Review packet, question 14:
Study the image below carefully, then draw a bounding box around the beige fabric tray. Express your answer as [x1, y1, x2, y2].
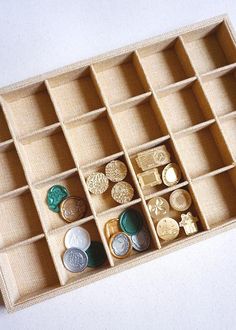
[0, 14, 236, 312]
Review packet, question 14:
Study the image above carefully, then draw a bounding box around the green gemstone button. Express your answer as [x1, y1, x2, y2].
[119, 208, 143, 235]
[47, 185, 69, 213]
[86, 241, 107, 268]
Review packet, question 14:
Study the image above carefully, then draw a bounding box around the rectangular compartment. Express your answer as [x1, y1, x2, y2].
[97, 201, 157, 266]
[202, 69, 236, 116]
[130, 139, 187, 197]
[65, 112, 121, 166]
[0, 142, 27, 195]
[0, 190, 43, 249]
[18, 127, 75, 183]
[182, 22, 236, 74]
[157, 80, 214, 132]
[139, 37, 195, 89]
[48, 67, 104, 122]
[0, 239, 59, 304]
[111, 95, 168, 149]
[48, 220, 110, 285]
[35, 171, 92, 232]
[2, 82, 59, 137]
[192, 168, 236, 227]
[82, 155, 139, 214]
[174, 123, 232, 179]
[94, 53, 146, 104]
[0, 106, 11, 143]
[220, 116, 236, 160]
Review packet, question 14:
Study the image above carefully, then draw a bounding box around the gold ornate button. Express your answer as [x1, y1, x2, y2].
[169, 189, 192, 211]
[162, 163, 181, 187]
[86, 172, 109, 195]
[156, 217, 179, 241]
[136, 145, 170, 171]
[179, 212, 199, 236]
[60, 197, 87, 223]
[104, 218, 120, 240]
[148, 196, 170, 220]
[137, 168, 162, 190]
[105, 160, 127, 182]
[111, 181, 134, 204]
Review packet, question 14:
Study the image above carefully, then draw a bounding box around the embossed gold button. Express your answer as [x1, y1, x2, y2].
[105, 160, 127, 182]
[148, 196, 170, 220]
[86, 172, 109, 195]
[137, 168, 162, 190]
[162, 163, 181, 187]
[156, 217, 179, 241]
[169, 189, 192, 211]
[111, 181, 134, 204]
[104, 218, 120, 240]
[136, 145, 170, 171]
[179, 212, 199, 236]
[60, 196, 87, 223]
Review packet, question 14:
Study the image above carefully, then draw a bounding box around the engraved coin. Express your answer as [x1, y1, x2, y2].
[86, 172, 109, 195]
[86, 241, 107, 268]
[104, 218, 120, 240]
[60, 196, 87, 222]
[162, 163, 181, 187]
[119, 208, 143, 235]
[109, 232, 132, 259]
[64, 226, 91, 251]
[169, 189, 192, 212]
[47, 185, 69, 213]
[63, 248, 88, 272]
[131, 227, 151, 252]
[111, 181, 134, 204]
[156, 217, 180, 241]
[148, 196, 170, 220]
[105, 160, 128, 182]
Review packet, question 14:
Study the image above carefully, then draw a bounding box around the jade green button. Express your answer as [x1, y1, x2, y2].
[86, 241, 107, 268]
[47, 185, 69, 213]
[119, 208, 143, 235]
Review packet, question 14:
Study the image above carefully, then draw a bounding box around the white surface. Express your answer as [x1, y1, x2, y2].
[0, 1, 236, 329]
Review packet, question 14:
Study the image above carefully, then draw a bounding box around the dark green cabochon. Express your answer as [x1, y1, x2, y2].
[47, 185, 69, 213]
[119, 208, 143, 235]
[86, 241, 107, 268]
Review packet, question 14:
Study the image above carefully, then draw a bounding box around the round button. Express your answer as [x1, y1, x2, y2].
[119, 208, 143, 235]
[169, 189, 192, 211]
[105, 160, 127, 182]
[86, 241, 107, 267]
[148, 196, 170, 220]
[156, 217, 179, 241]
[60, 196, 87, 222]
[64, 226, 91, 251]
[109, 232, 132, 259]
[86, 172, 109, 195]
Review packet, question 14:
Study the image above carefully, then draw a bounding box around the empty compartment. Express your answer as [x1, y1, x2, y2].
[19, 127, 75, 183]
[35, 171, 92, 232]
[175, 124, 231, 179]
[139, 37, 194, 89]
[202, 70, 236, 116]
[0, 239, 59, 304]
[130, 139, 187, 197]
[0, 143, 27, 195]
[82, 155, 139, 214]
[192, 168, 236, 227]
[183, 22, 236, 74]
[98, 201, 157, 266]
[2, 82, 59, 137]
[158, 81, 214, 132]
[94, 53, 146, 104]
[48, 220, 109, 285]
[0, 107, 11, 143]
[112, 95, 168, 149]
[220, 117, 236, 160]
[65, 112, 121, 166]
[48, 67, 104, 121]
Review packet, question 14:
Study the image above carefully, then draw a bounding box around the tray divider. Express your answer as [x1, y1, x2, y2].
[91, 65, 162, 249]
[45, 79, 115, 268]
[133, 54, 211, 231]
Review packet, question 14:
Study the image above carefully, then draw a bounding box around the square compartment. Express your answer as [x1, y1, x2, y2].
[202, 71, 236, 116]
[175, 124, 228, 179]
[130, 140, 186, 197]
[19, 128, 75, 183]
[0, 143, 27, 195]
[0, 239, 59, 304]
[82, 155, 139, 214]
[0, 107, 11, 143]
[112, 96, 167, 149]
[183, 22, 236, 74]
[3, 83, 59, 137]
[94, 54, 146, 104]
[220, 117, 236, 160]
[192, 169, 236, 227]
[35, 171, 92, 232]
[48, 220, 110, 285]
[48, 68, 103, 121]
[0, 190, 43, 249]
[139, 38, 194, 89]
[158, 81, 213, 132]
[97, 202, 156, 266]
[65, 113, 121, 166]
